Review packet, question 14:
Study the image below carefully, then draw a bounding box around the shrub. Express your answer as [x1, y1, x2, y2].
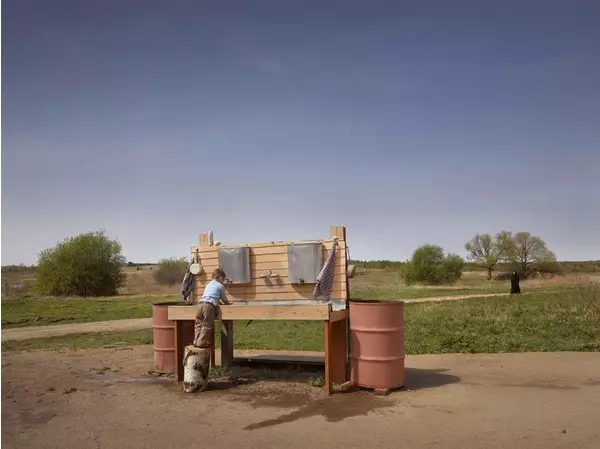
[154, 258, 188, 286]
[36, 231, 126, 297]
[402, 244, 465, 285]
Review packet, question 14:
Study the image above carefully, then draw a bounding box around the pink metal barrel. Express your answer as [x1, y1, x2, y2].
[349, 300, 405, 390]
[152, 302, 194, 374]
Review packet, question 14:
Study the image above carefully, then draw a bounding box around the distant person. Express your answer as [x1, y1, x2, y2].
[510, 271, 521, 294]
[193, 268, 231, 348]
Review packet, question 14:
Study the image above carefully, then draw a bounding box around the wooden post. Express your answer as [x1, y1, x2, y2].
[324, 320, 333, 395]
[199, 233, 210, 246]
[175, 320, 185, 382]
[330, 318, 347, 385]
[210, 326, 216, 369]
[329, 226, 346, 241]
[221, 320, 234, 367]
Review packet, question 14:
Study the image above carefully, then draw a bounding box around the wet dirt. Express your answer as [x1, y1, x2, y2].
[2, 347, 600, 449]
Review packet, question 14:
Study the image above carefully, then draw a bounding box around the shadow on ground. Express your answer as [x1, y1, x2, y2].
[238, 367, 460, 431]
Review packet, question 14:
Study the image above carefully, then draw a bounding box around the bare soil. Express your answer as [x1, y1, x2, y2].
[2, 347, 599, 449]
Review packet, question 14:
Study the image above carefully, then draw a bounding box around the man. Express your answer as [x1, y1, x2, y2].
[510, 271, 521, 294]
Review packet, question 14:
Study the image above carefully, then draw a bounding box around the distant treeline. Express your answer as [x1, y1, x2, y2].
[347, 260, 600, 274]
[3, 260, 599, 274]
[1, 261, 156, 274]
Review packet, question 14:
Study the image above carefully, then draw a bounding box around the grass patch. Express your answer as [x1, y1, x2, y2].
[1, 329, 154, 352]
[4, 291, 599, 354]
[1, 295, 178, 328]
[405, 290, 600, 353]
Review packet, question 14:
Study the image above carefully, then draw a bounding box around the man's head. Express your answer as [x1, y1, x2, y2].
[212, 268, 227, 284]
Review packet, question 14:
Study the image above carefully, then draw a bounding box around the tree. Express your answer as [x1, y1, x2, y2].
[36, 231, 126, 296]
[402, 244, 465, 285]
[154, 258, 188, 286]
[465, 231, 511, 280]
[504, 232, 556, 277]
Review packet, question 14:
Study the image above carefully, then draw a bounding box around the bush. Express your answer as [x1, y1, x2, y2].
[402, 244, 465, 285]
[154, 258, 188, 286]
[36, 231, 126, 297]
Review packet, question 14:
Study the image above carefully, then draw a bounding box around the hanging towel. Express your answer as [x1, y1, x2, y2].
[313, 241, 338, 300]
[181, 264, 194, 303]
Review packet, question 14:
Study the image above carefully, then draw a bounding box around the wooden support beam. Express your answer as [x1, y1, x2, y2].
[220, 321, 234, 367]
[169, 304, 331, 321]
[329, 226, 346, 241]
[329, 309, 348, 322]
[175, 321, 184, 382]
[324, 317, 348, 395]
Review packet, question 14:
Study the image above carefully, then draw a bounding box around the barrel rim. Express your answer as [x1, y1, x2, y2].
[349, 299, 405, 305]
[153, 301, 192, 306]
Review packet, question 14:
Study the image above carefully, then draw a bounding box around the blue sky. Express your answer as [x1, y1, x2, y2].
[2, 0, 599, 264]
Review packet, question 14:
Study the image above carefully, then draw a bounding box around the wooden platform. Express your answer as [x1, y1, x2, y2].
[171, 226, 350, 395]
[219, 350, 325, 366]
[168, 304, 347, 394]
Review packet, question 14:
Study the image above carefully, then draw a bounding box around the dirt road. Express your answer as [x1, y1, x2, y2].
[1, 293, 513, 342]
[1, 318, 153, 341]
[2, 348, 599, 449]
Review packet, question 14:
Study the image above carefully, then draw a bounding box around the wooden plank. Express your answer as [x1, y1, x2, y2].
[220, 321, 234, 367]
[195, 252, 346, 265]
[192, 239, 345, 254]
[193, 291, 347, 302]
[324, 320, 333, 395]
[175, 321, 184, 382]
[192, 247, 347, 263]
[210, 326, 216, 369]
[193, 266, 347, 279]
[329, 309, 349, 322]
[329, 226, 346, 240]
[168, 304, 331, 321]
[330, 318, 347, 385]
[193, 283, 347, 296]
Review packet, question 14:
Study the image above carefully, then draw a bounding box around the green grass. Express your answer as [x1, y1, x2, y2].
[1, 329, 154, 352]
[1, 295, 179, 328]
[4, 290, 599, 354]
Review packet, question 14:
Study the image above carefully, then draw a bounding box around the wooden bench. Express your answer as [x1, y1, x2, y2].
[168, 302, 348, 394]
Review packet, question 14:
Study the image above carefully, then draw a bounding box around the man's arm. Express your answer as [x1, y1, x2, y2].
[219, 285, 231, 305]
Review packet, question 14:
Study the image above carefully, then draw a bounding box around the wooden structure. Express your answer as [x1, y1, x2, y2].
[167, 226, 349, 394]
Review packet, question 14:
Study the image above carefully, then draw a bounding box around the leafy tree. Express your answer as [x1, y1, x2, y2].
[36, 231, 126, 296]
[504, 232, 556, 277]
[465, 231, 512, 280]
[154, 258, 188, 286]
[402, 244, 465, 285]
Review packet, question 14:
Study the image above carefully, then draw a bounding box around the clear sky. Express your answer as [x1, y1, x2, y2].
[2, 0, 599, 265]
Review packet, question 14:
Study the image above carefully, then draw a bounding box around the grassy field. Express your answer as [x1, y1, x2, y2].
[2, 267, 599, 355]
[2, 269, 588, 329]
[3, 289, 599, 353]
[1, 295, 178, 328]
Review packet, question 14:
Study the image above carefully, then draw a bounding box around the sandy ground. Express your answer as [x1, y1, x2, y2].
[2, 347, 599, 449]
[1, 294, 515, 342]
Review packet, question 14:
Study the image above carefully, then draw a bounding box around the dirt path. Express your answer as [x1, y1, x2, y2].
[1, 293, 516, 342]
[1, 318, 153, 341]
[2, 348, 599, 448]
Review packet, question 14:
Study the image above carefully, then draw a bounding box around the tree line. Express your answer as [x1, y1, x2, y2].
[4, 229, 571, 297]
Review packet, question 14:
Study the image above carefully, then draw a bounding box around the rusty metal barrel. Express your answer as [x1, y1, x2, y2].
[152, 302, 195, 374]
[349, 300, 405, 391]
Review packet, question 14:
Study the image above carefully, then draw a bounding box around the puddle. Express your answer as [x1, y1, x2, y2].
[236, 391, 394, 430]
